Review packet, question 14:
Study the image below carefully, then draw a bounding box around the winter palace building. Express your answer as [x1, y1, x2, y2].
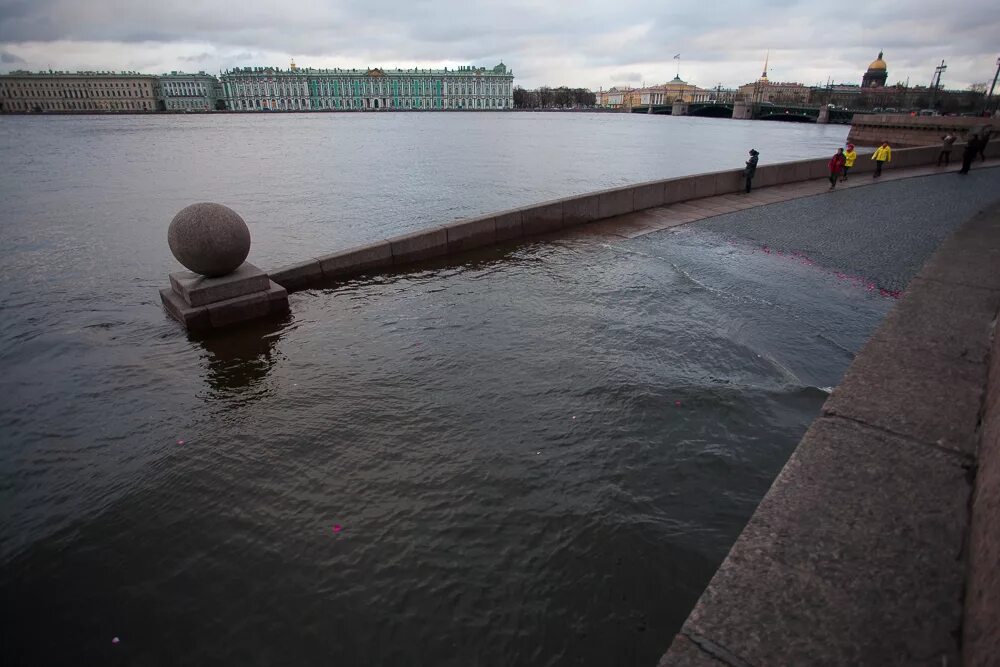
[220, 61, 514, 111]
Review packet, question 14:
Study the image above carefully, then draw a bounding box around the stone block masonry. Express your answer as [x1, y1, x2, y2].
[442, 216, 496, 253]
[160, 262, 288, 331]
[317, 241, 393, 279]
[268, 258, 324, 291]
[561, 194, 601, 226]
[169, 263, 270, 307]
[388, 228, 449, 264]
[847, 114, 994, 147]
[598, 187, 634, 218]
[520, 200, 564, 235]
[968, 332, 1000, 666]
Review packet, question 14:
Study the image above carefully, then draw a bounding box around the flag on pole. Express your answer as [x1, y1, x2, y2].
[673, 54, 680, 59]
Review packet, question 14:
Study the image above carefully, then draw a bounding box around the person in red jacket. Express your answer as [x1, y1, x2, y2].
[828, 148, 846, 189]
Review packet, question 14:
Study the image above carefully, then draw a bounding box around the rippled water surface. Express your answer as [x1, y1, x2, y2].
[0, 113, 883, 666]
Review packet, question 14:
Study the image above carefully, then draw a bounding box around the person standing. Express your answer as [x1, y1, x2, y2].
[978, 126, 991, 162]
[937, 133, 956, 166]
[871, 141, 891, 178]
[959, 133, 981, 175]
[828, 148, 846, 189]
[841, 143, 857, 181]
[744, 149, 759, 193]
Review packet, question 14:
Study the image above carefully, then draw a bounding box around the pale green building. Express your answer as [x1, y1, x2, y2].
[157, 71, 221, 111]
[220, 61, 514, 111]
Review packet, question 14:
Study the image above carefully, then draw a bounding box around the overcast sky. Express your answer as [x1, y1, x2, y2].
[1, 0, 998, 90]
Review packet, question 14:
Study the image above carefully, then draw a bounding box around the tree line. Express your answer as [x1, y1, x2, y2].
[513, 86, 597, 109]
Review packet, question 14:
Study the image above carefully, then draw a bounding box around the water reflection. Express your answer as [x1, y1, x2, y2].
[192, 315, 289, 393]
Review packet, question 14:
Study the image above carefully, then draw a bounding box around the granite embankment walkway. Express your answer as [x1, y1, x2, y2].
[659, 197, 1000, 666]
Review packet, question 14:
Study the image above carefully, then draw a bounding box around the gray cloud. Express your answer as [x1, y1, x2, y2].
[1, 0, 998, 88]
[609, 71, 643, 83]
[0, 49, 24, 63]
[180, 52, 213, 63]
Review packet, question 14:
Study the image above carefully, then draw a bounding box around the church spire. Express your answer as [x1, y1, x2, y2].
[762, 50, 769, 78]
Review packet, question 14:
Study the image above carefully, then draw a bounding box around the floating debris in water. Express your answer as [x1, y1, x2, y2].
[675, 400, 682, 407]
[332, 524, 343, 533]
[176, 439, 185, 445]
[111, 637, 120, 645]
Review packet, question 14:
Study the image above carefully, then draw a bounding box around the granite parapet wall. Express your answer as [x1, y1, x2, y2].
[964, 210, 1000, 667]
[270, 145, 998, 292]
[848, 113, 995, 147]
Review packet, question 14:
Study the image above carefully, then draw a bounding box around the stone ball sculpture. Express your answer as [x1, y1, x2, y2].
[168, 203, 251, 277]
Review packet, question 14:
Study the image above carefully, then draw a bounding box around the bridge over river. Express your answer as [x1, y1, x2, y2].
[632, 101, 857, 124]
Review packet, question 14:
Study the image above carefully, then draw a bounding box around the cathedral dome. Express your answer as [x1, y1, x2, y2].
[867, 52, 887, 71]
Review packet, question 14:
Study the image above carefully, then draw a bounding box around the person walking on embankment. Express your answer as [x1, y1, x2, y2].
[959, 133, 981, 175]
[828, 148, 846, 189]
[871, 141, 891, 178]
[841, 144, 856, 181]
[938, 133, 956, 166]
[744, 149, 759, 193]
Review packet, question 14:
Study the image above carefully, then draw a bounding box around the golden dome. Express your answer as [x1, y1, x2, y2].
[867, 52, 887, 71]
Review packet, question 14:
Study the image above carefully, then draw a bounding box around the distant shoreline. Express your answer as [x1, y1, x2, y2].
[0, 107, 626, 116]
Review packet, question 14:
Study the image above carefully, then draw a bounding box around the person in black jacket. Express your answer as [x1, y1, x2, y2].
[744, 149, 759, 193]
[959, 133, 980, 175]
[978, 126, 991, 162]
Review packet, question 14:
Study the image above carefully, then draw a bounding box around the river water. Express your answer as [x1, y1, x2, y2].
[0, 113, 874, 665]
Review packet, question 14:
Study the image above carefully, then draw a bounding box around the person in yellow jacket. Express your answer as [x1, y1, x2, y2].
[871, 141, 891, 178]
[841, 143, 857, 182]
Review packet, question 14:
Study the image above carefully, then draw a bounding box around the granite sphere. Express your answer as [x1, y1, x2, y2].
[168, 203, 251, 277]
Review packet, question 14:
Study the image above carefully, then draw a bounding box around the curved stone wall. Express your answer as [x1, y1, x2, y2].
[848, 113, 995, 147]
[269, 144, 995, 291]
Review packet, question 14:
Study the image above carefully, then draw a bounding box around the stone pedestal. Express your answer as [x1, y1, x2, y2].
[160, 262, 289, 331]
